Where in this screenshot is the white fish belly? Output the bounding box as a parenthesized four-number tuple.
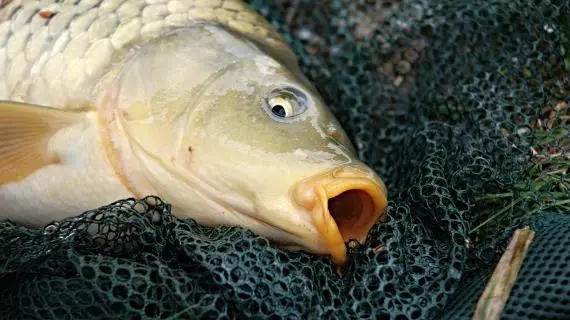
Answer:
(0, 114, 133, 226)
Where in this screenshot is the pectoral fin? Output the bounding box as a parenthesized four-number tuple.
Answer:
(0, 101, 86, 185)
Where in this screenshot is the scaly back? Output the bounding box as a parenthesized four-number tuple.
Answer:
(0, 0, 298, 108)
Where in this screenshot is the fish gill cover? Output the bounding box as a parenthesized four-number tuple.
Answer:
(0, 0, 569, 319)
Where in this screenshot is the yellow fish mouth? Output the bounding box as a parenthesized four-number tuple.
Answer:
(291, 166, 388, 266)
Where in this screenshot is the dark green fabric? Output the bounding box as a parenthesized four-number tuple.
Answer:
(1, 0, 569, 319)
(440, 213, 570, 319)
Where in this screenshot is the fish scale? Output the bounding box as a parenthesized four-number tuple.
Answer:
(0, 0, 291, 107)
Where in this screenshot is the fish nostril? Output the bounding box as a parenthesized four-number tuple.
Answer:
(327, 189, 375, 243)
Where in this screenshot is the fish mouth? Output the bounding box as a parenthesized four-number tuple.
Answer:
(291, 166, 388, 266)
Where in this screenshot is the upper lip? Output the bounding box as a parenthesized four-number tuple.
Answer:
(291, 166, 388, 266)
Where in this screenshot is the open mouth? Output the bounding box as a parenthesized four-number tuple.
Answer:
(328, 189, 376, 242)
(292, 167, 388, 266)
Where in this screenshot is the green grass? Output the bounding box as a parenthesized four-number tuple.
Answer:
(469, 17, 570, 238)
(470, 101, 569, 238)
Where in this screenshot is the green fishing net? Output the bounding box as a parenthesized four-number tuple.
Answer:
(1, 0, 569, 319)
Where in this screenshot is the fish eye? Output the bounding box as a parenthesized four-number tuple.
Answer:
(264, 87, 307, 122)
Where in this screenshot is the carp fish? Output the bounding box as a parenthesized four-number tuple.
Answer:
(0, 0, 388, 265)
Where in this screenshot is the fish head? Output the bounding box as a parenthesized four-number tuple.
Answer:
(175, 32, 388, 267)
(107, 24, 388, 266)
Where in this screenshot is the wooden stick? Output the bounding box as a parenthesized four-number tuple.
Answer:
(472, 226, 535, 320)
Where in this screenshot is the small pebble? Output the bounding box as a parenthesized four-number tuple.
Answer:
(393, 76, 404, 87)
(396, 60, 411, 74)
(404, 48, 419, 63)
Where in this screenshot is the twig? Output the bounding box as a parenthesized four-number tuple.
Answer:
(527, 199, 570, 215)
(470, 198, 523, 234)
(286, 0, 300, 25)
(475, 193, 515, 200)
(476, 191, 568, 201)
(472, 227, 535, 320)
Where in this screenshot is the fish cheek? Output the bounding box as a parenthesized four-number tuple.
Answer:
(194, 89, 290, 152)
(191, 86, 352, 174)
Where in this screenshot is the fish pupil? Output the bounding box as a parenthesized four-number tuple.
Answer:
(272, 105, 287, 117)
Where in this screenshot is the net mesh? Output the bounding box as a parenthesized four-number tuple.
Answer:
(1, 0, 569, 319)
(441, 212, 570, 319)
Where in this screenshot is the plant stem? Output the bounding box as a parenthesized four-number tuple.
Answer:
(476, 192, 568, 201)
(470, 198, 524, 235)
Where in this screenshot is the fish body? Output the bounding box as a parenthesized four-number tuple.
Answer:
(0, 0, 388, 265)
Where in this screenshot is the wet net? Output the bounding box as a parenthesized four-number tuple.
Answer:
(1, 0, 569, 319)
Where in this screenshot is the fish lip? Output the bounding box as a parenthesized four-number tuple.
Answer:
(291, 166, 388, 266)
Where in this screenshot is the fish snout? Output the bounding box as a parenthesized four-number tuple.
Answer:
(291, 165, 388, 266)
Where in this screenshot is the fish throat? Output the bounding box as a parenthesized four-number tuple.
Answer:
(327, 189, 376, 242)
